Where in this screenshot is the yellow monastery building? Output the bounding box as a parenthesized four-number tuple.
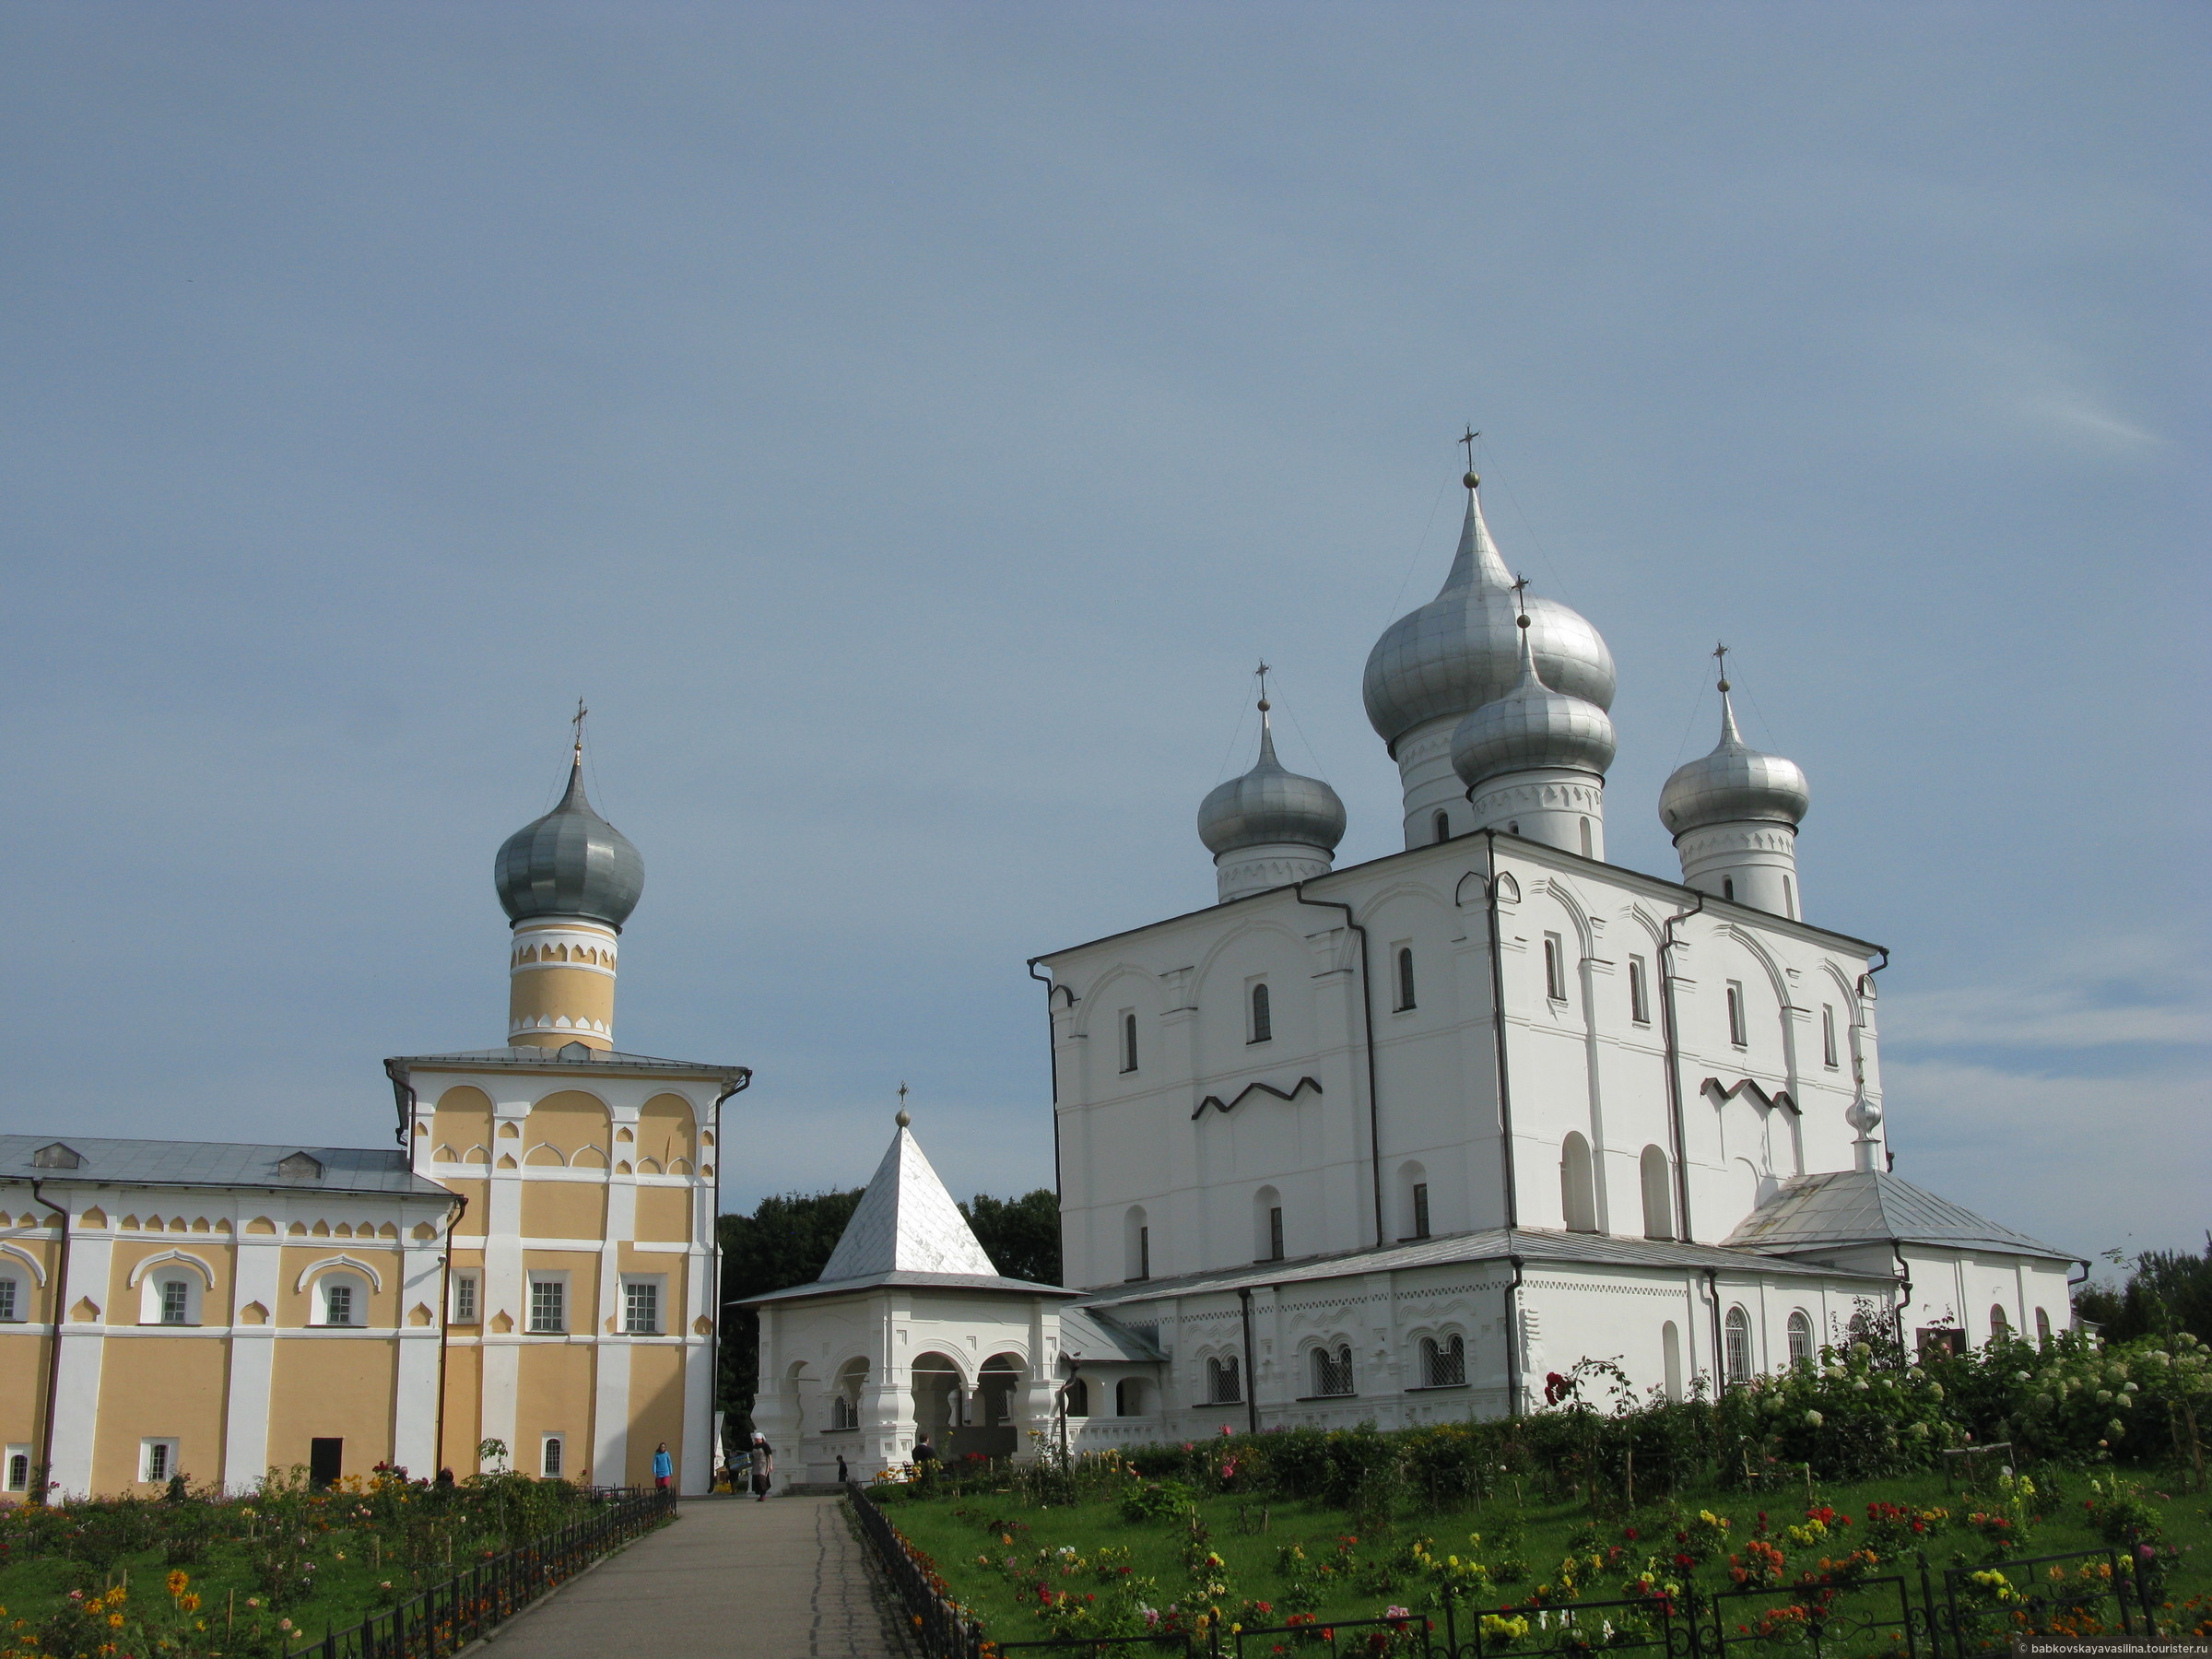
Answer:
(0, 750, 747, 1501)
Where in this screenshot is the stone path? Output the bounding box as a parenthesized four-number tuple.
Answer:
(481, 1495, 904, 1659)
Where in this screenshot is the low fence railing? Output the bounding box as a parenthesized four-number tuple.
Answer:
(844, 1480, 2183, 1659)
(290, 1484, 677, 1658)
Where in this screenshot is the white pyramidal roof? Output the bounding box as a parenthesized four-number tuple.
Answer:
(818, 1123, 999, 1282)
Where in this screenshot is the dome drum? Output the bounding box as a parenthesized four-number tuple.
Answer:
(1213, 843, 1337, 905)
(1465, 772, 1607, 860)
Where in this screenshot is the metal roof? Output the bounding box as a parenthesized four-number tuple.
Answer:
(385, 1047, 747, 1081)
(1724, 1170, 2075, 1263)
(493, 757, 643, 930)
(0, 1135, 453, 1198)
(1075, 1224, 1888, 1307)
(820, 1124, 999, 1280)
(1059, 1304, 1166, 1364)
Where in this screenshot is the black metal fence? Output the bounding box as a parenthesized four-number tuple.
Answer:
(291, 1485, 676, 1658)
(844, 1481, 2180, 1659)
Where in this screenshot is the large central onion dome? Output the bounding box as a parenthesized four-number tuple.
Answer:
(1659, 683, 1810, 837)
(1451, 617, 1617, 791)
(494, 753, 645, 929)
(1363, 477, 1617, 751)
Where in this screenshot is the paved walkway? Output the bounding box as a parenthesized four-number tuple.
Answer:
(482, 1495, 904, 1659)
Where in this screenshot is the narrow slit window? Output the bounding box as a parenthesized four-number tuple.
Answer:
(1629, 956, 1650, 1025)
(1544, 935, 1568, 1002)
(1137, 1226, 1149, 1281)
(1782, 874, 1794, 917)
(1433, 809, 1451, 844)
(1726, 982, 1747, 1047)
(1120, 1012, 1138, 1074)
(1249, 982, 1272, 1043)
(1267, 1206, 1284, 1262)
(1411, 1182, 1430, 1240)
(1579, 816, 1593, 857)
(1395, 947, 1417, 1011)
(1724, 877, 1735, 901)
(1821, 1006, 1838, 1068)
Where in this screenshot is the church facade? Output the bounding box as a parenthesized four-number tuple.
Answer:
(751, 472, 2077, 1486)
(0, 751, 741, 1502)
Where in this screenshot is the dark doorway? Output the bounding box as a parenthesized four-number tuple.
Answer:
(309, 1439, 343, 1488)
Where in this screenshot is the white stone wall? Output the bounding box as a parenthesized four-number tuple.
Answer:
(1042, 832, 1885, 1297)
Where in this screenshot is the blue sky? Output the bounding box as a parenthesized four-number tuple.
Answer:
(2, 4, 2204, 1267)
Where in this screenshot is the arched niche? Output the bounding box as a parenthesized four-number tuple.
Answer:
(431, 1088, 495, 1162)
(636, 1093, 696, 1170)
(525, 1090, 613, 1164)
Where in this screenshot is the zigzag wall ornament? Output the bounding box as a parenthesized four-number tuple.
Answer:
(1701, 1076, 1800, 1116)
(1192, 1076, 1324, 1120)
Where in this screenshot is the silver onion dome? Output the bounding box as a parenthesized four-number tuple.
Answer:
(1451, 617, 1617, 790)
(1198, 702, 1347, 856)
(1363, 478, 1617, 749)
(494, 753, 645, 929)
(1658, 680, 1809, 837)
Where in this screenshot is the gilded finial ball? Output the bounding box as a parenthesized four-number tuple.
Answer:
(1717, 678, 1731, 693)
(895, 1108, 911, 1128)
(1516, 613, 1531, 629)
(1464, 471, 1480, 489)
(1256, 698, 1271, 712)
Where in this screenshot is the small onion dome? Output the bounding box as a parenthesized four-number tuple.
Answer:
(1198, 702, 1347, 856)
(1659, 682, 1810, 837)
(1451, 617, 1617, 789)
(1363, 481, 1616, 749)
(494, 753, 645, 929)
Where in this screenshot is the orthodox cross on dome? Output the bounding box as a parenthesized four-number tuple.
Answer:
(571, 697, 589, 760)
(1511, 573, 1531, 626)
(1712, 641, 1731, 692)
(1254, 659, 1272, 710)
(896, 1080, 911, 1128)
(1460, 426, 1482, 488)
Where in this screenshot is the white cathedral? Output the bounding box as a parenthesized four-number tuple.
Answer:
(744, 471, 2075, 1486)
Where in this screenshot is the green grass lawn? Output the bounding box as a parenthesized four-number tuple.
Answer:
(874, 1467, 2212, 1643)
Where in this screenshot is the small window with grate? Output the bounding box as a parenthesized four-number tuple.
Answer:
(1311, 1344, 1355, 1397)
(1205, 1355, 1242, 1405)
(1420, 1334, 1466, 1388)
(623, 1277, 662, 1335)
(529, 1277, 566, 1334)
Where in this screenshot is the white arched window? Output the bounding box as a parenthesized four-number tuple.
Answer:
(2035, 1308, 2053, 1346)
(1639, 1146, 1674, 1241)
(1205, 1355, 1242, 1405)
(313, 1270, 373, 1328)
(132, 1254, 212, 1327)
(1560, 1133, 1598, 1233)
(1120, 1011, 1138, 1074)
(1253, 1187, 1284, 1263)
(1248, 982, 1273, 1044)
(1310, 1344, 1354, 1397)
(1786, 1310, 1814, 1366)
(1123, 1207, 1149, 1281)
(1724, 1305, 1752, 1383)
(1989, 1304, 2010, 1341)
(1419, 1334, 1465, 1388)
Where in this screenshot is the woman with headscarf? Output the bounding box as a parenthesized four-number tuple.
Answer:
(747, 1430, 773, 1501)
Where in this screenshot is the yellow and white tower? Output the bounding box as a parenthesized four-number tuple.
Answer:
(492, 744, 644, 1051)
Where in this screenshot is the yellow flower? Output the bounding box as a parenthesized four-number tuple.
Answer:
(109, 1613, 127, 1628)
(165, 1571, 188, 1596)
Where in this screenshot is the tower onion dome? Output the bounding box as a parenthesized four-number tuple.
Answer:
(1363, 476, 1617, 750)
(1451, 614, 1617, 789)
(494, 753, 645, 929)
(1197, 699, 1347, 857)
(1658, 679, 1809, 837)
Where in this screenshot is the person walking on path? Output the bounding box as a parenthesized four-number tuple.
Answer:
(652, 1441, 673, 1492)
(747, 1431, 774, 1501)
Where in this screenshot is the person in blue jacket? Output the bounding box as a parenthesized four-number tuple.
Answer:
(652, 1441, 673, 1492)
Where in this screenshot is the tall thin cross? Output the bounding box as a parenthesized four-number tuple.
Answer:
(1460, 426, 1480, 469)
(1712, 641, 1730, 689)
(1511, 573, 1531, 621)
(571, 697, 589, 759)
(898, 1081, 910, 1109)
(1254, 659, 1272, 705)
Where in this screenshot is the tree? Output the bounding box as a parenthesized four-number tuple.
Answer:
(2074, 1237, 2212, 1345)
(716, 1188, 863, 1442)
(961, 1188, 1062, 1287)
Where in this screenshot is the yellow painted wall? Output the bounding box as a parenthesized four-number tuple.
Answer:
(514, 1343, 596, 1480)
(509, 968, 616, 1051)
(91, 1335, 229, 1494)
(525, 1092, 612, 1162)
(106, 1240, 232, 1324)
(522, 1181, 605, 1241)
(635, 1094, 695, 1171)
(441, 1181, 488, 1236)
(625, 1345, 687, 1486)
(276, 1248, 396, 1329)
(440, 1343, 483, 1477)
(632, 1187, 691, 1243)
(431, 1087, 495, 1163)
(267, 1338, 397, 1481)
(0, 1331, 50, 1454)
